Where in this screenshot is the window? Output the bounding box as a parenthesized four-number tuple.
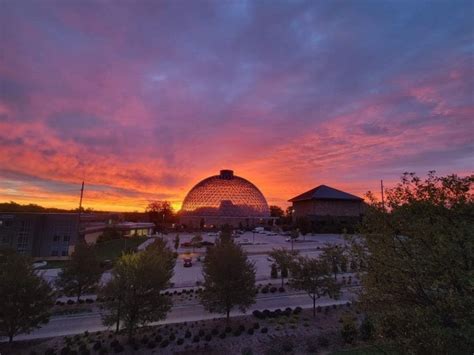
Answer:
(61, 250, 68, 256)
(63, 235, 70, 242)
(53, 235, 60, 242)
(51, 250, 58, 256)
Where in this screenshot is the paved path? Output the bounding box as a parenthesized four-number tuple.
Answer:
(7, 289, 356, 342)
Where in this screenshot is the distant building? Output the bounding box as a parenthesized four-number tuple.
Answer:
(0, 213, 79, 258)
(288, 185, 365, 233)
(0, 212, 154, 258)
(180, 170, 272, 228)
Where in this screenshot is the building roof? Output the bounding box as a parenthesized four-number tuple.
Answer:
(288, 185, 363, 202)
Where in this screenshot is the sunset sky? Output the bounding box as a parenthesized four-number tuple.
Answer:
(0, 0, 473, 212)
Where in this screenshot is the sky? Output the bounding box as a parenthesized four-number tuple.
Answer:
(0, 0, 473, 212)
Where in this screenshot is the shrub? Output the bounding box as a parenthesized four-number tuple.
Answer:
(225, 326, 232, 333)
(253, 322, 260, 329)
(252, 310, 262, 318)
(341, 317, 358, 344)
(261, 286, 269, 294)
(262, 309, 270, 318)
(169, 333, 176, 341)
(78, 299, 85, 304)
(67, 299, 75, 305)
(261, 327, 268, 333)
(318, 336, 329, 347)
(238, 324, 245, 332)
(147, 341, 156, 349)
(93, 342, 101, 351)
(185, 330, 191, 338)
(193, 335, 200, 343)
(360, 316, 375, 341)
(279, 287, 285, 292)
(160, 340, 169, 348)
(293, 307, 302, 314)
(61, 347, 71, 355)
(155, 334, 163, 342)
(85, 299, 94, 304)
(141, 335, 149, 344)
(233, 329, 242, 336)
(113, 344, 124, 353)
(317, 306, 322, 313)
(270, 287, 277, 293)
(219, 332, 226, 339)
(205, 334, 212, 341)
(177, 338, 184, 345)
(247, 328, 254, 335)
(198, 329, 205, 337)
(211, 328, 219, 335)
(110, 340, 119, 348)
(282, 340, 293, 352)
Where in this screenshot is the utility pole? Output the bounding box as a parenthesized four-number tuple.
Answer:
(380, 180, 385, 211)
(77, 181, 84, 243)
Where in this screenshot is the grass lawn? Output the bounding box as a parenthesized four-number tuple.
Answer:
(95, 237, 148, 262)
(331, 344, 401, 355)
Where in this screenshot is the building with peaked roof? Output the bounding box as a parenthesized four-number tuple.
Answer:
(288, 185, 365, 233)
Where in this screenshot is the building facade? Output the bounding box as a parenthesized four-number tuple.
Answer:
(0, 213, 79, 258)
(289, 185, 365, 233)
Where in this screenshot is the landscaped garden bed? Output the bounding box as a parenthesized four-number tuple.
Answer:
(1, 303, 375, 355)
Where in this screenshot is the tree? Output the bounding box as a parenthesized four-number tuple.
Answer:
(200, 238, 256, 323)
(320, 243, 347, 281)
(173, 234, 180, 252)
(99, 242, 175, 338)
(146, 201, 175, 230)
(55, 242, 102, 301)
(289, 256, 340, 317)
(289, 229, 299, 251)
(190, 233, 203, 252)
(97, 225, 121, 243)
(348, 172, 474, 353)
(270, 205, 284, 218)
(296, 217, 311, 238)
(0, 252, 54, 342)
(269, 248, 298, 287)
(270, 264, 278, 279)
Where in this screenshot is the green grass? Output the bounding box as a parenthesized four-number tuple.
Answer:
(331, 344, 400, 355)
(95, 237, 148, 261)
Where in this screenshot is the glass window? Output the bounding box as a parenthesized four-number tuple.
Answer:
(63, 235, 70, 242)
(61, 250, 68, 256)
(53, 235, 60, 242)
(51, 250, 58, 256)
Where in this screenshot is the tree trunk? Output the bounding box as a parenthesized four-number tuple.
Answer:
(312, 297, 316, 318)
(226, 308, 230, 324)
(281, 275, 284, 288)
(9, 334, 13, 343)
(115, 299, 121, 333)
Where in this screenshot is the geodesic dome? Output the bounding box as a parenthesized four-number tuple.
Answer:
(181, 170, 270, 218)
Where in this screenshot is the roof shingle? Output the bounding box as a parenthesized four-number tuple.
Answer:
(289, 185, 363, 202)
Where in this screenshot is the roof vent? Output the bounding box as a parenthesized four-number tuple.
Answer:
(220, 170, 234, 179)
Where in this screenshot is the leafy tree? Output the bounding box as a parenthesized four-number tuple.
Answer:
(99, 242, 175, 338)
(270, 264, 278, 279)
(200, 238, 256, 323)
(269, 248, 298, 287)
(173, 234, 180, 252)
(55, 242, 102, 301)
(296, 217, 311, 238)
(269, 205, 284, 222)
(0, 252, 54, 342)
(341, 315, 358, 344)
(320, 244, 347, 281)
(289, 256, 340, 317)
(348, 172, 474, 353)
(97, 226, 121, 243)
(146, 201, 175, 229)
(289, 229, 299, 251)
(190, 233, 203, 252)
